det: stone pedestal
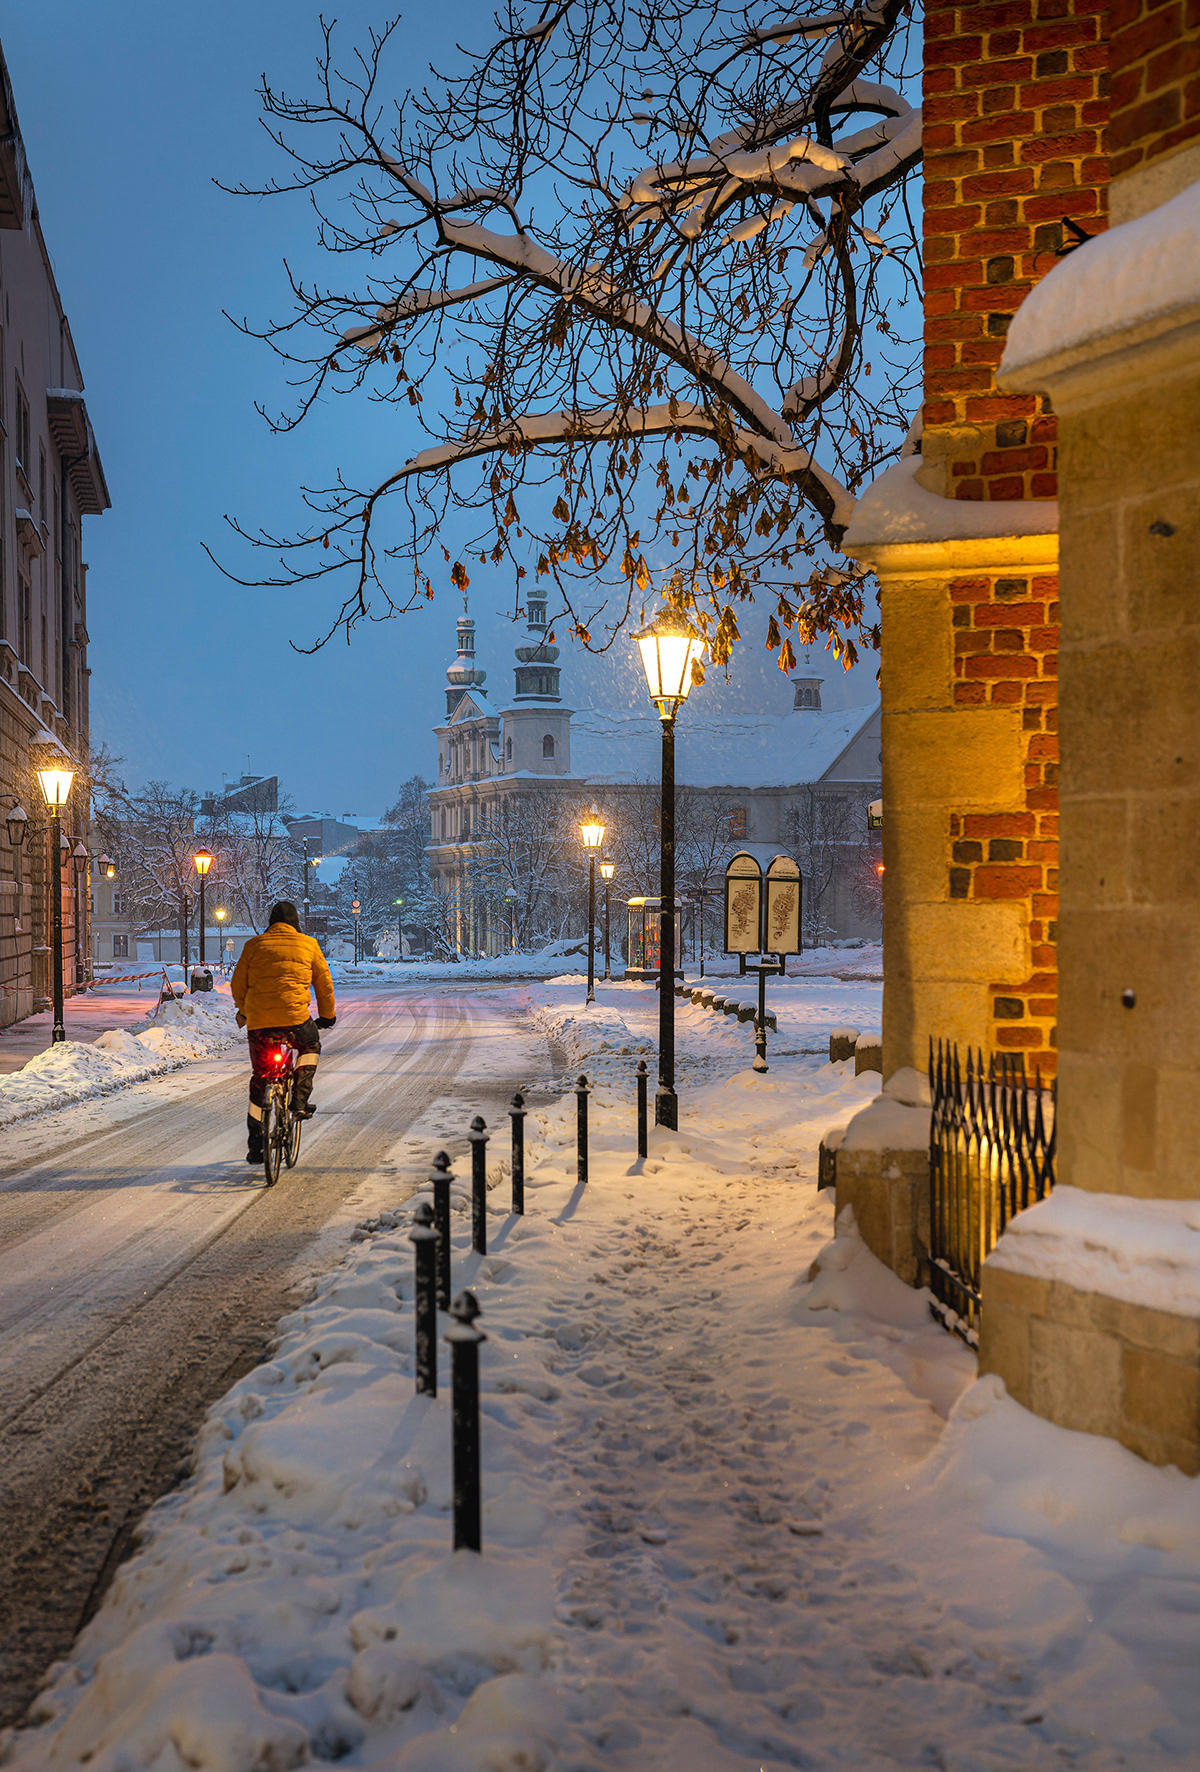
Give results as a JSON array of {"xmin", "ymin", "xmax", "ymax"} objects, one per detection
[{"xmin": 835, "ymin": 1146, "xmax": 931, "ymax": 1289}]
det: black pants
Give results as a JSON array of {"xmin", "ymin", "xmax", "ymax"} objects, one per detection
[{"xmin": 246, "ymin": 1019, "xmax": 321, "ymax": 1149}]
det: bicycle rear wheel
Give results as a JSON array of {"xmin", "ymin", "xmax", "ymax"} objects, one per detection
[
  {"xmin": 263, "ymin": 1089, "xmax": 284, "ymax": 1186},
  {"xmin": 284, "ymin": 1081, "xmax": 302, "ymax": 1168}
]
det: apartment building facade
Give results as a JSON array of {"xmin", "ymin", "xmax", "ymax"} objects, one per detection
[{"xmin": 0, "ymin": 42, "xmax": 110, "ymax": 1027}]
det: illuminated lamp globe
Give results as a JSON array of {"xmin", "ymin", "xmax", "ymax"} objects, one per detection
[
  {"xmin": 579, "ymin": 808, "xmax": 606, "ymax": 851},
  {"xmin": 631, "ymin": 607, "xmax": 705, "ymax": 718},
  {"xmin": 193, "ymin": 848, "xmax": 214, "ymax": 877},
  {"xmin": 599, "ymin": 861, "xmax": 616, "ymax": 881},
  {"xmin": 36, "ymin": 765, "xmax": 75, "ymax": 810}
]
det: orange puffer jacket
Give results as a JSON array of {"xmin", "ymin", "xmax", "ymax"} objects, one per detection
[{"xmin": 231, "ymin": 922, "xmax": 336, "ymax": 1030}]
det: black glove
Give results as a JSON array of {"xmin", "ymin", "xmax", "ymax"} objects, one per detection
[{"xmin": 316, "ymin": 1015, "xmax": 337, "ymax": 1029}]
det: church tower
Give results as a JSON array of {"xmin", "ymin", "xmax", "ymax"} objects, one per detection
[
  {"xmin": 499, "ymin": 597, "xmax": 574, "ymax": 776},
  {"xmin": 444, "ymin": 612, "xmax": 488, "ymax": 717}
]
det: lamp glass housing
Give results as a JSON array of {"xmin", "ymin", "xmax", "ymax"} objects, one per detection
[
  {"xmin": 215, "ymin": 908, "xmax": 228, "ymax": 923},
  {"xmin": 6, "ymin": 804, "xmax": 28, "ymax": 847},
  {"xmin": 193, "ymin": 848, "xmax": 214, "ymax": 877},
  {"xmin": 36, "ymin": 766, "xmax": 75, "ymax": 810},
  {"xmin": 632, "ymin": 608, "xmax": 705, "ymax": 717},
  {"xmin": 580, "ymin": 809, "xmax": 606, "ymax": 851},
  {"xmin": 599, "ymin": 861, "xmax": 615, "ymax": 880}
]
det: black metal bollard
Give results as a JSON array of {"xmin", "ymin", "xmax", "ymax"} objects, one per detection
[
  {"xmin": 431, "ymin": 1150, "xmax": 453, "ymax": 1310},
  {"xmin": 636, "ymin": 1059, "xmax": 648, "ymax": 1159},
  {"xmin": 576, "ymin": 1072, "xmax": 590, "ymax": 1184},
  {"xmin": 468, "ymin": 1114, "xmax": 488, "ymax": 1255},
  {"xmin": 510, "ymin": 1091, "xmax": 526, "ymax": 1215},
  {"xmin": 408, "ymin": 1200, "xmax": 438, "ymax": 1396},
  {"xmin": 445, "ymin": 1290, "xmax": 487, "ymax": 1553},
  {"xmin": 755, "ymin": 966, "xmax": 769, "ymax": 1072}
]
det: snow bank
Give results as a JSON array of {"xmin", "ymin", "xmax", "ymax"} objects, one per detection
[
  {"xmin": 844, "ymin": 454, "xmax": 1058, "ymax": 546},
  {"xmin": 1002, "ymin": 178, "xmax": 1200, "ymax": 375},
  {"xmin": 0, "ymin": 990, "xmax": 241, "ymax": 1129},
  {"xmin": 986, "ymin": 1184, "xmax": 1200, "ymax": 1317},
  {"xmin": 330, "ymin": 949, "xmax": 586, "ymax": 986}
]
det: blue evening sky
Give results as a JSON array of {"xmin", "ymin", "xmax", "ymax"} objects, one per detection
[{"xmin": 5, "ymin": 4, "xmax": 881, "ymax": 817}]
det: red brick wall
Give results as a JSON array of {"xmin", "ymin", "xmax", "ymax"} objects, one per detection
[
  {"xmin": 915, "ymin": 0, "xmax": 1105, "ymax": 1072},
  {"xmin": 1109, "ymin": 0, "xmax": 1200, "ymax": 176},
  {"xmin": 948, "ymin": 570, "xmax": 1060, "ymax": 1071},
  {"xmin": 923, "ymin": 0, "xmax": 1111, "ymax": 483}
]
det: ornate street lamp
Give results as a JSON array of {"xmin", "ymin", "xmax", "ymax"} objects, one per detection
[
  {"xmin": 214, "ymin": 906, "xmax": 228, "ymax": 972},
  {"xmin": 71, "ymin": 841, "xmax": 89, "ymax": 985},
  {"xmin": 193, "ymin": 848, "xmax": 213, "ymax": 967},
  {"xmin": 599, "ymin": 860, "xmax": 615, "ymax": 981},
  {"xmin": 394, "ymin": 897, "xmax": 404, "ymax": 959},
  {"xmin": 35, "ymin": 763, "xmax": 75, "ymax": 1044},
  {"xmin": 579, "ymin": 807, "xmax": 606, "ymax": 1005},
  {"xmin": 5, "ymin": 802, "xmax": 28, "ymax": 847},
  {"xmin": 631, "ymin": 607, "xmax": 705, "ymax": 1128},
  {"xmin": 99, "ymin": 853, "xmax": 115, "ymax": 878},
  {"xmin": 504, "ymin": 889, "xmax": 517, "ymax": 953},
  {"xmin": 352, "ymin": 883, "xmax": 362, "ymax": 965}
]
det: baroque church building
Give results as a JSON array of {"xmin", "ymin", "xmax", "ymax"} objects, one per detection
[{"xmin": 426, "ymin": 598, "xmax": 882, "ymax": 957}]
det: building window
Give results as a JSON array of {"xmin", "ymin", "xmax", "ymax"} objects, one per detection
[
  {"xmin": 14, "ymin": 376, "xmax": 29, "ymax": 479},
  {"xmin": 112, "ymin": 934, "xmax": 128, "ymax": 958},
  {"xmin": 728, "ymin": 806, "xmax": 747, "ymax": 838},
  {"xmin": 542, "ymin": 734, "xmax": 555, "ymax": 759},
  {"xmin": 441, "ymin": 809, "xmax": 447, "ymax": 838},
  {"xmin": 506, "ymin": 735, "xmax": 513, "ymax": 760},
  {"xmin": 113, "ymin": 892, "xmax": 126, "ymax": 914},
  {"xmin": 17, "ymin": 567, "xmax": 31, "ymax": 664}
]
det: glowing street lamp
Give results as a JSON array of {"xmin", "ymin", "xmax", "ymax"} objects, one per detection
[
  {"xmin": 99, "ymin": 853, "xmax": 115, "ymax": 878},
  {"xmin": 36, "ymin": 763, "xmax": 75, "ymax": 1044},
  {"xmin": 193, "ymin": 847, "xmax": 213, "ymax": 968},
  {"xmin": 579, "ymin": 807, "xmax": 606, "ymax": 1006},
  {"xmin": 599, "ymin": 860, "xmax": 615, "ymax": 981},
  {"xmin": 631, "ymin": 606, "xmax": 705, "ymax": 1128},
  {"xmin": 214, "ymin": 906, "xmax": 228, "ymax": 972}
]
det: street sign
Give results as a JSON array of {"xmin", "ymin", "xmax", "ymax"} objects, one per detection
[
  {"xmin": 723, "ymin": 852, "xmax": 762, "ymax": 954},
  {"xmin": 764, "ymin": 854, "xmax": 803, "ymax": 956}
]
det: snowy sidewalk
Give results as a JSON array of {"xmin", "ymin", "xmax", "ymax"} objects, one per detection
[{"xmin": 8, "ymin": 976, "xmax": 1200, "ymax": 1771}]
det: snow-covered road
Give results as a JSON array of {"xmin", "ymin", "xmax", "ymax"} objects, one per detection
[{"xmin": 0, "ymin": 985, "xmax": 555, "ymax": 1726}]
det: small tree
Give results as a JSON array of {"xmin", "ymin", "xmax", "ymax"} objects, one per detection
[
  {"xmin": 788, "ymin": 784, "xmax": 877, "ymax": 945},
  {"xmin": 223, "ymin": 3, "xmax": 919, "ymax": 672},
  {"xmin": 96, "ymin": 780, "xmax": 202, "ymax": 965}
]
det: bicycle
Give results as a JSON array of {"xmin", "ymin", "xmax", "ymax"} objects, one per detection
[{"xmin": 259, "ymin": 1035, "xmax": 303, "ymax": 1186}]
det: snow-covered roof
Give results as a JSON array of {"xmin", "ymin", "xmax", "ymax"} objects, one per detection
[
  {"xmin": 571, "ymin": 702, "xmax": 879, "ymax": 788},
  {"xmin": 1001, "ymin": 178, "xmax": 1200, "ymax": 376}
]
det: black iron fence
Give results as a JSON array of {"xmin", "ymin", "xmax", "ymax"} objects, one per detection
[{"xmin": 928, "ymin": 1040, "xmax": 1056, "ymax": 1346}]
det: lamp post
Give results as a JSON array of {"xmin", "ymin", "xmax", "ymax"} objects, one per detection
[
  {"xmin": 193, "ymin": 847, "xmax": 213, "ymax": 966},
  {"xmin": 505, "ymin": 890, "xmax": 516, "ymax": 953},
  {"xmin": 35, "ymin": 764, "xmax": 75, "ymax": 1045},
  {"xmin": 214, "ymin": 906, "xmax": 228, "ymax": 974},
  {"xmin": 302, "ymin": 836, "xmax": 310, "ymax": 932},
  {"xmin": 71, "ymin": 841, "xmax": 89, "ymax": 984},
  {"xmin": 631, "ymin": 607, "xmax": 705, "ymax": 1129},
  {"xmin": 579, "ymin": 808, "xmax": 606, "ymax": 1006},
  {"xmin": 599, "ymin": 861, "xmax": 615, "ymax": 981},
  {"xmin": 394, "ymin": 897, "xmax": 404, "ymax": 959},
  {"xmin": 352, "ymin": 884, "xmax": 361, "ymax": 965}
]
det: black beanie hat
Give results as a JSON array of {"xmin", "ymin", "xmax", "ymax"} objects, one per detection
[{"xmin": 268, "ymin": 901, "xmax": 301, "ymax": 930}]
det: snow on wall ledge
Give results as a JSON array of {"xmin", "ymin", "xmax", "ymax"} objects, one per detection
[
  {"xmin": 986, "ymin": 1185, "xmax": 1200, "ymax": 1318},
  {"xmin": 842, "ymin": 456, "xmax": 1058, "ymax": 549},
  {"xmin": 1001, "ymin": 177, "xmax": 1200, "ymax": 375}
]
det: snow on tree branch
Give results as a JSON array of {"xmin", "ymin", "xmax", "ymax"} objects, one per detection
[{"xmin": 219, "ymin": 2, "xmax": 922, "ymax": 673}]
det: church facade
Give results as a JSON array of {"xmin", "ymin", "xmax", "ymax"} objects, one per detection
[{"xmin": 425, "ymin": 598, "xmax": 882, "ymax": 957}]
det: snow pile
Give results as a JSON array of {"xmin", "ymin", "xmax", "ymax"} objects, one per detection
[
  {"xmin": 987, "ymin": 1185, "xmax": 1200, "ymax": 1317},
  {"xmin": 0, "ymin": 989, "xmax": 242, "ymax": 1129},
  {"xmin": 1002, "ymin": 177, "xmax": 1200, "ymax": 375},
  {"xmin": 844, "ymin": 455, "xmax": 1058, "ymax": 547},
  {"xmin": 10, "ymin": 973, "xmax": 1200, "ymax": 1767},
  {"xmin": 329, "ymin": 949, "xmax": 587, "ymax": 986}
]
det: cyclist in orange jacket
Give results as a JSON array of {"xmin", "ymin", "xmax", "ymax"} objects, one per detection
[{"xmin": 231, "ymin": 902, "xmax": 337, "ymax": 1164}]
